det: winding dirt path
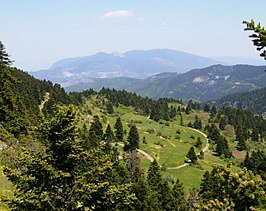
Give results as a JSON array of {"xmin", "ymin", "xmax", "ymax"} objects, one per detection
[{"xmin": 117, "ymin": 127, "xmax": 209, "ymax": 170}]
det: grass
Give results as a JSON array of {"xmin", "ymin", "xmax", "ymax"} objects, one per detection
[
  {"xmin": 0, "ymin": 165, "xmax": 13, "ymax": 211},
  {"xmin": 80, "ymin": 97, "xmax": 239, "ymax": 195},
  {"xmin": 162, "ymin": 166, "xmax": 204, "ymax": 197}
]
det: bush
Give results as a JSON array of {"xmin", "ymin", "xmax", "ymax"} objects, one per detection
[{"xmin": 146, "ymin": 128, "xmax": 155, "ymax": 134}]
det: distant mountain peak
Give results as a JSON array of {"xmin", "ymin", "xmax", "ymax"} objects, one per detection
[{"xmin": 32, "ymin": 48, "xmax": 220, "ymax": 84}]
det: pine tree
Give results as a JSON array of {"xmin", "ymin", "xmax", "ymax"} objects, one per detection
[
  {"xmin": 104, "ymin": 124, "xmax": 114, "ymax": 142},
  {"xmin": 114, "ymin": 117, "xmax": 124, "ymax": 142},
  {"xmin": 147, "ymin": 160, "xmax": 162, "ymax": 190},
  {"xmin": 195, "ymin": 137, "xmax": 203, "ymax": 149},
  {"xmin": 124, "ymin": 125, "xmax": 140, "ymax": 152},
  {"xmin": 204, "ymin": 104, "xmax": 210, "ymax": 112},
  {"xmin": 169, "ymin": 105, "xmax": 177, "ymax": 119},
  {"xmin": 0, "ymin": 41, "xmax": 12, "ymax": 66},
  {"xmin": 186, "ymin": 146, "xmax": 197, "ymax": 164},
  {"xmin": 193, "ymin": 115, "xmax": 202, "ymax": 130},
  {"xmin": 158, "ymin": 179, "xmax": 175, "ymax": 210},
  {"xmin": 106, "ymin": 101, "xmax": 114, "ymax": 114},
  {"xmin": 172, "ymin": 179, "xmax": 187, "ymax": 210},
  {"xmin": 197, "ymin": 164, "xmax": 265, "ymax": 210},
  {"xmin": 147, "ymin": 160, "xmax": 163, "ymax": 210},
  {"xmin": 243, "ymin": 19, "xmax": 266, "ymax": 60},
  {"xmin": 88, "ymin": 115, "xmax": 103, "ymax": 147},
  {"xmin": 216, "ymin": 136, "xmax": 231, "ymax": 158},
  {"xmin": 236, "ymin": 126, "xmax": 246, "ymax": 151},
  {"xmin": 4, "ymin": 105, "xmax": 136, "ymax": 210},
  {"xmin": 180, "ymin": 113, "xmax": 184, "ymax": 126},
  {"xmin": 132, "ymin": 173, "xmax": 153, "ymax": 210},
  {"xmin": 210, "ymin": 106, "xmax": 217, "ymax": 118},
  {"xmin": 219, "ymin": 117, "xmax": 227, "ymax": 130}
]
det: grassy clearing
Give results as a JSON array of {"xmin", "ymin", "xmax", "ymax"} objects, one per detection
[{"xmin": 79, "ymin": 98, "xmax": 240, "ymax": 195}]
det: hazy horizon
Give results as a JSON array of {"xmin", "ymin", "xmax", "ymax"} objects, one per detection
[{"xmin": 1, "ymin": 0, "xmax": 266, "ymax": 71}]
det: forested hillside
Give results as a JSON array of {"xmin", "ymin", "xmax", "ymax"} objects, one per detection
[
  {"xmin": 213, "ymin": 87, "xmax": 266, "ymax": 113},
  {"xmin": 66, "ymin": 64, "xmax": 266, "ymax": 102},
  {"xmin": 0, "ymin": 42, "xmax": 266, "ymax": 210}
]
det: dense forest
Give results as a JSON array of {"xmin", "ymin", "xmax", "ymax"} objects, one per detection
[
  {"xmin": 213, "ymin": 87, "xmax": 266, "ymax": 113},
  {"xmin": 0, "ymin": 38, "xmax": 266, "ymax": 211}
]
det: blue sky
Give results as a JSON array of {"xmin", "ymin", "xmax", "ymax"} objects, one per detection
[{"xmin": 1, "ymin": 0, "xmax": 266, "ymax": 71}]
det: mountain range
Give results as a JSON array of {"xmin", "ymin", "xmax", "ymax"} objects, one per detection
[
  {"xmin": 66, "ymin": 64, "xmax": 266, "ymax": 102},
  {"xmin": 31, "ymin": 49, "xmax": 220, "ymax": 86}
]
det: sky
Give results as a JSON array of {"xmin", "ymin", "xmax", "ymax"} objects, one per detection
[{"xmin": 1, "ymin": 0, "xmax": 266, "ymax": 71}]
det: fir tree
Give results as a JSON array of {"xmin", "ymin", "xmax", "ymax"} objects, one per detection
[
  {"xmin": 193, "ymin": 115, "xmax": 202, "ymax": 130},
  {"xmin": 124, "ymin": 125, "xmax": 140, "ymax": 152},
  {"xmin": 88, "ymin": 115, "xmax": 103, "ymax": 147},
  {"xmin": 147, "ymin": 160, "xmax": 162, "ymax": 190},
  {"xmin": 180, "ymin": 113, "xmax": 184, "ymax": 126},
  {"xmin": 204, "ymin": 104, "xmax": 210, "ymax": 112},
  {"xmin": 186, "ymin": 146, "xmax": 197, "ymax": 164},
  {"xmin": 4, "ymin": 105, "xmax": 136, "ymax": 210},
  {"xmin": 195, "ymin": 137, "xmax": 203, "ymax": 149},
  {"xmin": 114, "ymin": 117, "xmax": 124, "ymax": 142},
  {"xmin": 172, "ymin": 179, "xmax": 187, "ymax": 210},
  {"xmin": 106, "ymin": 101, "xmax": 114, "ymax": 114},
  {"xmin": 219, "ymin": 117, "xmax": 227, "ymax": 130},
  {"xmin": 236, "ymin": 126, "xmax": 246, "ymax": 151},
  {"xmin": 103, "ymin": 124, "xmax": 114, "ymax": 142}
]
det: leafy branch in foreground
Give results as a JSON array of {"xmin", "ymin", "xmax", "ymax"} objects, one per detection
[{"xmin": 243, "ymin": 19, "xmax": 266, "ymax": 60}]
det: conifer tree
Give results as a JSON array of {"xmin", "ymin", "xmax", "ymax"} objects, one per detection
[
  {"xmin": 114, "ymin": 117, "xmax": 124, "ymax": 142},
  {"xmin": 106, "ymin": 101, "xmax": 114, "ymax": 114},
  {"xmin": 186, "ymin": 146, "xmax": 197, "ymax": 164},
  {"xmin": 193, "ymin": 115, "xmax": 202, "ymax": 130},
  {"xmin": 0, "ymin": 41, "xmax": 12, "ymax": 66},
  {"xmin": 104, "ymin": 124, "xmax": 114, "ymax": 142},
  {"xmin": 197, "ymin": 164, "xmax": 265, "ymax": 210},
  {"xmin": 124, "ymin": 125, "xmax": 140, "ymax": 152},
  {"xmin": 147, "ymin": 160, "xmax": 162, "ymax": 190},
  {"xmin": 172, "ymin": 179, "xmax": 187, "ymax": 210},
  {"xmin": 4, "ymin": 105, "xmax": 136, "ymax": 210},
  {"xmin": 235, "ymin": 126, "xmax": 246, "ymax": 151},
  {"xmin": 204, "ymin": 104, "xmax": 210, "ymax": 112},
  {"xmin": 243, "ymin": 19, "xmax": 266, "ymax": 60},
  {"xmin": 180, "ymin": 113, "xmax": 184, "ymax": 126},
  {"xmin": 195, "ymin": 137, "xmax": 203, "ymax": 149},
  {"xmin": 88, "ymin": 115, "xmax": 103, "ymax": 147},
  {"xmin": 219, "ymin": 117, "xmax": 227, "ymax": 130}
]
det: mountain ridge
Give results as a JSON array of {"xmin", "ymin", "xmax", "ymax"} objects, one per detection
[
  {"xmin": 31, "ymin": 49, "xmax": 221, "ymax": 83},
  {"xmin": 66, "ymin": 64, "xmax": 266, "ymax": 102}
]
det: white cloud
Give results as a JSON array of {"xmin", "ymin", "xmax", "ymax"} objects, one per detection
[{"xmin": 101, "ymin": 10, "xmax": 133, "ymax": 19}]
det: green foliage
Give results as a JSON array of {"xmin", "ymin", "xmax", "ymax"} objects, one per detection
[
  {"xmin": 186, "ymin": 146, "xmax": 197, "ymax": 164},
  {"xmin": 193, "ymin": 115, "xmax": 202, "ymax": 130},
  {"xmin": 106, "ymin": 101, "xmax": 114, "ymax": 114},
  {"xmin": 103, "ymin": 124, "xmax": 114, "ymax": 142},
  {"xmin": 124, "ymin": 125, "xmax": 140, "ymax": 152},
  {"xmin": 235, "ymin": 126, "xmax": 246, "ymax": 151},
  {"xmin": 88, "ymin": 115, "xmax": 103, "ymax": 147},
  {"xmin": 172, "ymin": 179, "xmax": 187, "ymax": 210},
  {"xmin": 244, "ymin": 150, "xmax": 266, "ymax": 179},
  {"xmin": 0, "ymin": 41, "xmax": 12, "ymax": 66},
  {"xmin": 3, "ymin": 105, "xmax": 136, "ymax": 210},
  {"xmin": 198, "ymin": 164, "xmax": 265, "ymax": 210},
  {"xmin": 194, "ymin": 137, "xmax": 203, "ymax": 149},
  {"xmin": 150, "ymin": 98, "xmax": 169, "ymax": 121},
  {"xmin": 114, "ymin": 117, "xmax": 124, "ymax": 142},
  {"xmin": 243, "ymin": 19, "xmax": 266, "ymax": 60}
]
